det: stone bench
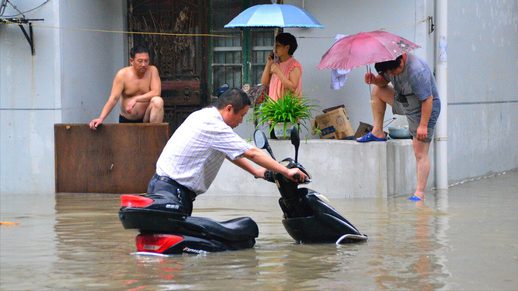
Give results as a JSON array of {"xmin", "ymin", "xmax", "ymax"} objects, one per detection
[{"xmin": 206, "ymin": 139, "xmax": 434, "ymax": 199}]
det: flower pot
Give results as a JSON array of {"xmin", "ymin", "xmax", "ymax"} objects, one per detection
[{"xmin": 273, "ymin": 122, "xmax": 293, "ymax": 139}]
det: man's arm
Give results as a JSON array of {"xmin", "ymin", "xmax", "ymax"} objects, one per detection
[
  {"xmin": 230, "ymin": 157, "xmax": 267, "ymax": 179},
  {"xmin": 417, "ymin": 96, "xmax": 433, "ymax": 141},
  {"xmin": 89, "ymin": 70, "xmax": 125, "ymax": 129}
]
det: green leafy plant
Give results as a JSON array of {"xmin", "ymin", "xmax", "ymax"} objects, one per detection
[{"xmin": 254, "ymin": 91, "xmax": 317, "ymax": 138}]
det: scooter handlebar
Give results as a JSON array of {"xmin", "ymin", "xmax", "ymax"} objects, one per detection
[
  {"xmin": 264, "ymin": 170, "xmax": 276, "ymax": 183},
  {"xmin": 264, "ymin": 171, "xmax": 310, "ymax": 184},
  {"xmin": 264, "ymin": 158, "xmax": 311, "ymax": 184},
  {"xmin": 293, "ymin": 174, "xmax": 311, "ymax": 184}
]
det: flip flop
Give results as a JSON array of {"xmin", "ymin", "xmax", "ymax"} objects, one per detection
[
  {"xmin": 408, "ymin": 195, "xmax": 423, "ymax": 201},
  {"xmin": 356, "ymin": 132, "xmax": 387, "ymax": 143}
]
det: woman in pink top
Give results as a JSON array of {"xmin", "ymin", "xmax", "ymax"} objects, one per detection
[{"xmin": 261, "ymin": 33, "xmax": 302, "ymax": 101}]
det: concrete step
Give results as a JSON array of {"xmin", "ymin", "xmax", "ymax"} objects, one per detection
[{"xmin": 206, "ymin": 139, "xmax": 434, "ymax": 199}]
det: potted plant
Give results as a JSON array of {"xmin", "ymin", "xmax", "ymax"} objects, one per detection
[{"xmin": 254, "ymin": 91, "xmax": 317, "ymax": 139}]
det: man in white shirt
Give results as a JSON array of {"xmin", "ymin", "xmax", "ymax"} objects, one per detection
[{"xmin": 148, "ymin": 88, "xmax": 308, "ymax": 215}]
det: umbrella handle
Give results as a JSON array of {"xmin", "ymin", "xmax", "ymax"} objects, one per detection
[{"xmin": 366, "ymin": 65, "xmax": 372, "ymax": 99}]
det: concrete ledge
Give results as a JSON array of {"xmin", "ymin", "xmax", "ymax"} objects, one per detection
[{"xmin": 206, "ymin": 139, "xmax": 434, "ymax": 199}]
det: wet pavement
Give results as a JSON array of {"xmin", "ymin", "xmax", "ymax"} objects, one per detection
[{"xmin": 1, "ymin": 170, "xmax": 518, "ymax": 290}]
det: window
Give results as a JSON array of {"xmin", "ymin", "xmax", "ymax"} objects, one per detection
[{"xmin": 210, "ymin": 0, "xmax": 274, "ymax": 93}]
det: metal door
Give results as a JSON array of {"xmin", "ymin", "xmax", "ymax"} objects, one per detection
[{"xmin": 128, "ymin": 0, "xmax": 209, "ymax": 133}]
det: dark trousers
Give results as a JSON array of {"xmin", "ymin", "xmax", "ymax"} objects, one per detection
[{"xmin": 147, "ymin": 174, "xmax": 196, "ymax": 216}]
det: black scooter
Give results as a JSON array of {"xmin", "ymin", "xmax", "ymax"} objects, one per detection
[
  {"xmin": 119, "ymin": 194, "xmax": 258, "ymax": 254},
  {"xmin": 253, "ymin": 128, "xmax": 367, "ymax": 244},
  {"xmin": 118, "ymin": 128, "xmax": 366, "ymax": 255}
]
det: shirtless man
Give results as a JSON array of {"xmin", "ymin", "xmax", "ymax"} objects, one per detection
[{"xmin": 89, "ymin": 46, "xmax": 164, "ymax": 129}]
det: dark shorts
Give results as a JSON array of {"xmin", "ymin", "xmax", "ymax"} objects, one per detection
[
  {"xmin": 392, "ymin": 94, "xmax": 437, "ymax": 143},
  {"xmin": 119, "ymin": 115, "xmax": 144, "ymax": 123}
]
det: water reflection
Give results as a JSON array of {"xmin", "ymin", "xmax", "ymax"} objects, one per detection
[
  {"xmin": 367, "ymin": 193, "xmax": 450, "ymax": 290},
  {"xmin": 0, "ymin": 193, "xmax": 57, "ymax": 290},
  {"xmin": 2, "ymin": 171, "xmax": 518, "ymax": 289}
]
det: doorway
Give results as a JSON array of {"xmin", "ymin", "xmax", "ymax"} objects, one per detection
[{"xmin": 128, "ymin": 0, "xmax": 209, "ymax": 133}]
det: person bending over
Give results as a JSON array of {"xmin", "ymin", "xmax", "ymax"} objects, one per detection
[
  {"xmin": 148, "ymin": 88, "xmax": 308, "ymax": 215},
  {"xmin": 89, "ymin": 46, "xmax": 164, "ymax": 129},
  {"xmin": 358, "ymin": 53, "xmax": 441, "ymax": 201}
]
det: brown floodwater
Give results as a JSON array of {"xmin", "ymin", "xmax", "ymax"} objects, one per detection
[{"xmin": 1, "ymin": 170, "xmax": 518, "ymax": 290}]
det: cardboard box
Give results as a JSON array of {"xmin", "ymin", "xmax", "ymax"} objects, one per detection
[
  {"xmin": 313, "ymin": 105, "xmax": 355, "ymax": 139},
  {"xmin": 353, "ymin": 122, "xmax": 388, "ymax": 139},
  {"xmin": 354, "ymin": 121, "xmax": 373, "ymax": 138}
]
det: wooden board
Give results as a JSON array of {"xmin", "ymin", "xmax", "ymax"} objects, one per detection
[{"xmin": 55, "ymin": 123, "xmax": 170, "ymax": 193}]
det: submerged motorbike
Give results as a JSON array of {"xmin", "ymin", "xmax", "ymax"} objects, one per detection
[
  {"xmin": 253, "ymin": 128, "xmax": 367, "ymax": 244},
  {"xmin": 119, "ymin": 194, "xmax": 258, "ymax": 254},
  {"xmin": 118, "ymin": 127, "xmax": 366, "ymax": 255}
]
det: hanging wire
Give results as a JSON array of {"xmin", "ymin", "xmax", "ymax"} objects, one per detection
[
  {"xmin": 0, "ymin": 20, "xmax": 233, "ymax": 38},
  {"xmin": 0, "ymin": 0, "xmax": 49, "ymax": 18},
  {"xmin": 0, "ymin": 0, "xmax": 8, "ymax": 16}
]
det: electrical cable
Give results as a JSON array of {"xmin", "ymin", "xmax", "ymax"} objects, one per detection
[
  {"xmin": 0, "ymin": 0, "xmax": 9, "ymax": 16},
  {"xmin": 0, "ymin": 0, "xmax": 49, "ymax": 18}
]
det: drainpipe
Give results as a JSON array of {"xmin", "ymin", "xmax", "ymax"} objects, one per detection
[{"xmin": 435, "ymin": 0, "xmax": 448, "ymax": 189}]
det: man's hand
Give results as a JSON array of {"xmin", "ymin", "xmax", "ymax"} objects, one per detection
[
  {"xmin": 126, "ymin": 99, "xmax": 137, "ymax": 114},
  {"xmin": 287, "ymin": 168, "xmax": 308, "ymax": 183},
  {"xmin": 89, "ymin": 118, "xmax": 103, "ymax": 130},
  {"xmin": 364, "ymin": 72, "xmax": 387, "ymax": 87},
  {"xmin": 416, "ymin": 125, "xmax": 428, "ymax": 141},
  {"xmin": 364, "ymin": 72, "xmax": 375, "ymax": 84}
]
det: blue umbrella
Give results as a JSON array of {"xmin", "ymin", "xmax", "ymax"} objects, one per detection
[{"xmin": 224, "ymin": 4, "xmax": 324, "ymax": 29}]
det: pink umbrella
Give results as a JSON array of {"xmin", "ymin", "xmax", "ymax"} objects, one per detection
[{"xmin": 318, "ymin": 30, "xmax": 420, "ymax": 70}]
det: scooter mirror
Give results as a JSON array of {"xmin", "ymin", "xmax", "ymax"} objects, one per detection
[
  {"xmin": 290, "ymin": 126, "xmax": 300, "ymax": 148},
  {"xmin": 253, "ymin": 129, "xmax": 268, "ymax": 149},
  {"xmin": 254, "ymin": 129, "xmax": 276, "ymax": 160},
  {"xmin": 290, "ymin": 126, "xmax": 300, "ymax": 163}
]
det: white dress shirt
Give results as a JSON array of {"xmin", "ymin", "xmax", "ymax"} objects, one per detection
[{"xmin": 156, "ymin": 107, "xmax": 252, "ymax": 195}]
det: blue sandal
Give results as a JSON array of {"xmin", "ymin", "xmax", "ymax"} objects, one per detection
[
  {"xmin": 356, "ymin": 132, "xmax": 387, "ymax": 143},
  {"xmin": 408, "ymin": 195, "xmax": 423, "ymax": 201}
]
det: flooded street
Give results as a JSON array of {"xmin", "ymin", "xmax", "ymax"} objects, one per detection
[{"xmin": 1, "ymin": 171, "xmax": 518, "ymax": 290}]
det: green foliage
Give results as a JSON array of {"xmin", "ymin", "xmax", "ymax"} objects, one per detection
[{"xmin": 254, "ymin": 91, "xmax": 317, "ymax": 137}]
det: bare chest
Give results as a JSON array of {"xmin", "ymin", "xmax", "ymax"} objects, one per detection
[{"xmin": 123, "ymin": 75, "xmax": 151, "ymax": 97}]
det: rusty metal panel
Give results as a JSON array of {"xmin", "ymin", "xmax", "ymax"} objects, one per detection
[{"xmin": 54, "ymin": 123, "xmax": 169, "ymax": 193}]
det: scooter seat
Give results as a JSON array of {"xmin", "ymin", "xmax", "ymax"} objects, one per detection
[
  {"xmin": 185, "ymin": 216, "xmax": 259, "ymax": 242},
  {"xmin": 120, "ymin": 206, "xmax": 258, "ymax": 242}
]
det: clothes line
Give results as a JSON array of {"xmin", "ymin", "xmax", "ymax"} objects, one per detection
[
  {"xmin": 0, "ymin": 21, "xmax": 233, "ymax": 38},
  {"xmin": 1, "ymin": 16, "xmax": 430, "ymax": 39}
]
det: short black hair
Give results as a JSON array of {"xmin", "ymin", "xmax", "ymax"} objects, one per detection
[
  {"xmin": 216, "ymin": 88, "xmax": 251, "ymax": 113},
  {"xmin": 276, "ymin": 33, "xmax": 298, "ymax": 55},
  {"xmin": 375, "ymin": 55, "xmax": 403, "ymax": 74},
  {"xmin": 129, "ymin": 46, "xmax": 149, "ymax": 58}
]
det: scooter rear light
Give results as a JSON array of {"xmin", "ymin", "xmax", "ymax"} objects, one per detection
[
  {"xmin": 136, "ymin": 234, "xmax": 184, "ymax": 253},
  {"xmin": 120, "ymin": 194, "xmax": 154, "ymax": 208}
]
